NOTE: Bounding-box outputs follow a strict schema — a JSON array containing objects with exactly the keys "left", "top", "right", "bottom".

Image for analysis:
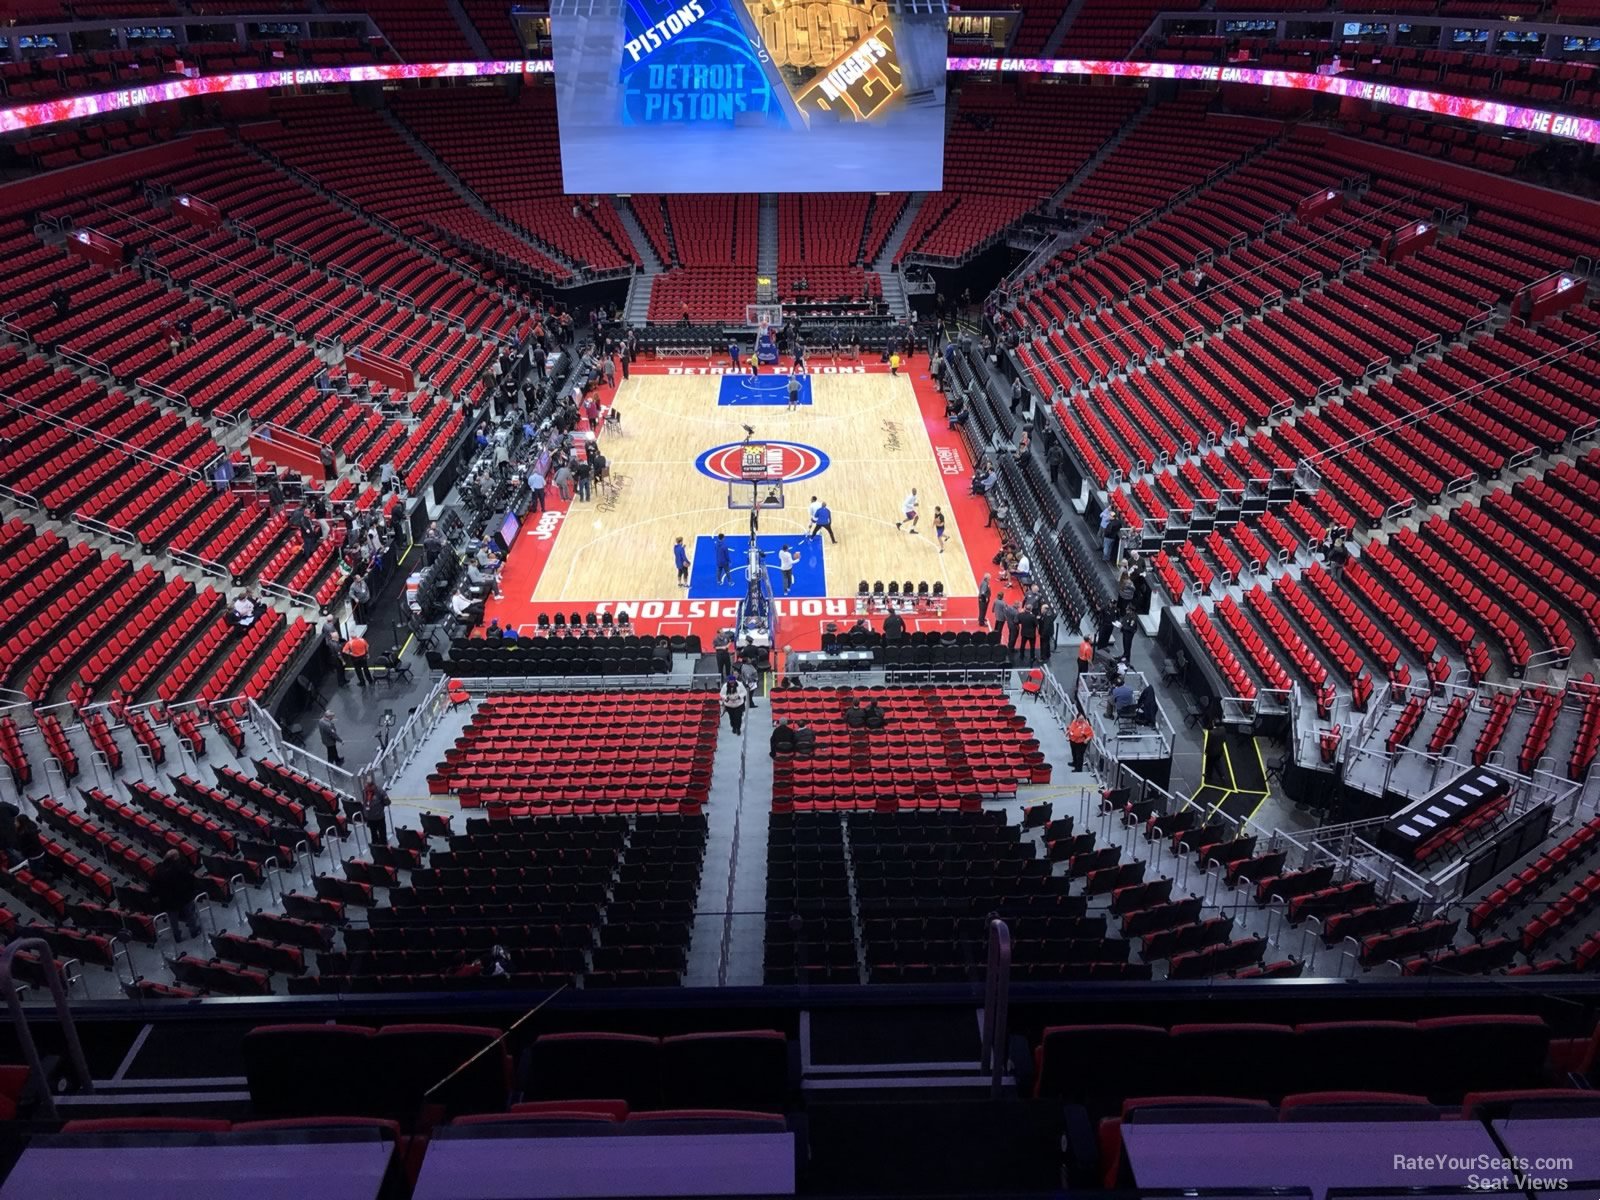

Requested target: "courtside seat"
[
  {"left": 1279, "top": 1092, "right": 1439, "bottom": 1122},
  {"left": 243, "top": 1023, "right": 376, "bottom": 1117},
  {"left": 660, "top": 1031, "right": 791, "bottom": 1113}
]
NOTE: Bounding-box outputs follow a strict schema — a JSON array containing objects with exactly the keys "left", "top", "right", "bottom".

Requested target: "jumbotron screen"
[{"left": 551, "top": 0, "right": 947, "bottom": 193}]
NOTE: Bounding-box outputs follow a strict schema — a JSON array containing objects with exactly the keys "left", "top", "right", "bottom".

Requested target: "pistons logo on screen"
[{"left": 695, "top": 441, "right": 829, "bottom": 482}]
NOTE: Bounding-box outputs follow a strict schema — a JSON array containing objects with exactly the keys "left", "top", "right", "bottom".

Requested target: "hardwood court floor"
[{"left": 528, "top": 372, "right": 978, "bottom": 604}]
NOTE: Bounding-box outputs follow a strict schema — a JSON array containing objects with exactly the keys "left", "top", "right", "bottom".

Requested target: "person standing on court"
[
  {"left": 889, "top": 351, "right": 901, "bottom": 377},
  {"left": 977, "top": 574, "right": 992, "bottom": 627},
  {"left": 715, "top": 532, "right": 733, "bottom": 583},
  {"left": 993, "top": 595, "right": 1011, "bottom": 647},
  {"left": 896, "top": 488, "right": 919, "bottom": 534},
  {"left": 573, "top": 457, "right": 592, "bottom": 502},
  {"left": 674, "top": 536, "right": 691, "bottom": 587},
  {"left": 778, "top": 544, "right": 796, "bottom": 593},
  {"left": 728, "top": 340, "right": 740, "bottom": 370},
  {"left": 527, "top": 464, "right": 546, "bottom": 512},
  {"left": 787, "top": 369, "right": 800, "bottom": 412},
  {"left": 807, "top": 495, "right": 822, "bottom": 536},
  {"left": 811, "top": 501, "right": 836, "bottom": 543},
  {"left": 343, "top": 630, "right": 373, "bottom": 687},
  {"left": 720, "top": 675, "right": 749, "bottom": 734},
  {"left": 554, "top": 461, "right": 573, "bottom": 503},
  {"left": 933, "top": 507, "right": 947, "bottom": 553}
]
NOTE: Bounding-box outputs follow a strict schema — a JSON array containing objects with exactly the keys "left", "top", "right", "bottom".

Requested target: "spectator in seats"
[
  {"left": 1108, "top": 677, "right": 1136, "bottom": 720},
  {"left": 450, "top": 590, "right": 483, "bottom": 627},
  {"left": 343, "top": 631, "right": 373, "bottom": 687},
  {"left": 863, "top": 700, "right": 886, "bottom": 729},
  {"left": 152, "top": 849, "right": 202, "bottom": 941},
  {"left": 977, "top": 574, "right": 992, "bottom": 627},
  {"left": 176, "top": 314, "right": 193, "bottom": 348},
  {"left": 793, "top": 720, "right": 816, "bottom": 755},
  {"left": 1103, "top": 511, "right": 1124, "bottom": 563},
  {"left": 1018, "top": 606, "right": 1039, "bottom": 664},
  {"left": 946, "top": 397, "right": 966, "bottom": 428},
  {"left": 1320, "top": 525, "right": 1349, "bottom": 576},
  {"left": 318, "top": 710, "right": 345, "bottom": 765},
  {"left": 882, "top": 610, "right": 906, "bottom": 642},
  {"left": 843, "top": 698, "right": 867, "bottom": 729},
  {"left": 1014, "top": 554, "right": 1032, "bottom": 587},
  {"left": 484, "top": 944, "right": 512, "bottom": 979},
  {"left": 231, "top": 594, "right": 258, "bottom": 629},
  {"left": 348, "top": 573, "right": 371, "bottom": 625},
  {"left": 720, "top": 675, "right": 750, "bottom": 734},
  {"left": 986, "top": 497, "right": 1008, "bottom": 531},
  {"left": 770, "top": 719, "right": 796, "bottom": 757},
  {"left": 1046, "top": 440, "right": 1064, "bottom": 486},
  {"left": 362, "top": 779, "right": 390, "bottom": 847},
  {"left": 972, "top": 464, "right": 998, "bottom": 496},
  {"left": 1068, "top": 709, "right": 1094, "bottom": 773},
  {"left": 50, "top": 287, "right": 69, "bottom": 320}
]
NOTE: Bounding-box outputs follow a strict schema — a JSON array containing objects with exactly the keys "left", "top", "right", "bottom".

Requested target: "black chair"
[{"left": 382, "top": 647, "right": 415, "bottom": 687}]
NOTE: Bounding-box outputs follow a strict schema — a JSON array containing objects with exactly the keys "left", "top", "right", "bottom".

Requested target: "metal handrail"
[
  {"left": 979, "top": 917, "right": 1011, "bottom": 1098},
  {"left": 1, "top": 937, "right": 93, "bottom": 1119}
]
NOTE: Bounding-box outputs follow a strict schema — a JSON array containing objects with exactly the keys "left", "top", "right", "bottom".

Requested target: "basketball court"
[{"left": 483, "top": 353, "right": 1005, "bottom": 651}]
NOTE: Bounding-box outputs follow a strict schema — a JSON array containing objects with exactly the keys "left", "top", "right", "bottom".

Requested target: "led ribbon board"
[{"left": 2, "top": 56, "right": 1595, "bottom": 147}]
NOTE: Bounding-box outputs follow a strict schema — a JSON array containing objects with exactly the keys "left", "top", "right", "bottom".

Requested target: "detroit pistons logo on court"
[{"left": 694, "top": 441, "right": 830, "bottom": 483}]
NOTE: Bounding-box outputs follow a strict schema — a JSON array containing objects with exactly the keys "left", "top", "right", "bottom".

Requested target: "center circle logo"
[{"left": 695, "top": 441, "right": 830, "bottom": 483}]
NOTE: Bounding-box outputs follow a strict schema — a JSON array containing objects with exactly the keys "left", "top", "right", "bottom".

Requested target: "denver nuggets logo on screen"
[
  {"left": 619, "top": 0, "right": 785, "bottom": 126},
  {"left": 695, "top": 442, "right": 829, "bottom": 483}
]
